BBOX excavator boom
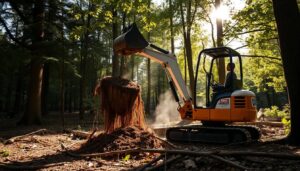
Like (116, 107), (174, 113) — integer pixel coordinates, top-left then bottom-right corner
(114, 23), (193, 119)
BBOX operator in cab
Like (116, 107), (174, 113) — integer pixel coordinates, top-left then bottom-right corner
(211, 62), (238, 103)
(224, 63), (237, 90)
(213, 63), (237, 92)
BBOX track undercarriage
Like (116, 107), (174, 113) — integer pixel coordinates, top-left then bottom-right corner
(166, 124), (261, 144)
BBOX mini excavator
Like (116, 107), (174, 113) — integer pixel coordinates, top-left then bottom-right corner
(113, 23), (260, 144)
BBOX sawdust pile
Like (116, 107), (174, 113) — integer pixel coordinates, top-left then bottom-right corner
(100, 76), (146, 133)
(79, 126), (163, 155)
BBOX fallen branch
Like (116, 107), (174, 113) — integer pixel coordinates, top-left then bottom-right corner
(61, 144), (140, 158)
(209, 154), (249, 170)
(149, 134), (177, 149)
(147, 155), (182, 171)
(0, 162), (65, 170)
(64, 129), (92, 139)
(87, 129), (97, 142)
(220, 151), (300, 160)
(4, 129), (48, 144)
(135, 154), (164, 171)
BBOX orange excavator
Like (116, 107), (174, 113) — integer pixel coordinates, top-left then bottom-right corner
(113, 23), (260, 143)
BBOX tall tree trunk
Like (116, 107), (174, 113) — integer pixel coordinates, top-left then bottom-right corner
(146, 0), (151, 115)
(68, 82), (73, 113)
(208, 16), (216, 47)
(12, 65), (24, 117)
(120, 12), (126, 77)
(180, 1), (195, 94)
(4, 74), (13, 113)
(146, 57), (151, 115)
(185, 30), (195, 93)
(19, 57), (43, 125)
(41, 63), (49, 115)
(0, 80), (3, 112)
(41, 0), (57, 116)
(215, 0), (225, 84)
(79, 7), (91, 120)
(112, 8), (119, 77)
(184, 48), (187, 84)
(131, 56), (135, 80)
(169, 0), (174, 54)
(60, 57), (65, 128)
(272, 0), (300, 145)
(79, 43), (86, 119)
(19, 0), (45, 125)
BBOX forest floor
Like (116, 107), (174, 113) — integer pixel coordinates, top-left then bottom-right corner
(0, 112), (300, 171)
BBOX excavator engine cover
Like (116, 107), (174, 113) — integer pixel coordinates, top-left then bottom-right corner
(113, 23), (149, 56)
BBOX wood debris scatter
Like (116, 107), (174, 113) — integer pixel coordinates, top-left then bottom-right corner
(79, 126), (163, 156)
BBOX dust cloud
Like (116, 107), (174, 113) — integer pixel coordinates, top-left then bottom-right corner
(152, 90), (181, 127)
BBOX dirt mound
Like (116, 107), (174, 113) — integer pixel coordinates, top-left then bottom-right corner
(78, 126), (163, 155)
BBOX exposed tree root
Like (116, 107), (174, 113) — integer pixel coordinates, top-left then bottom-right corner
(148, 133), (177, 149)
(134, 154), (164, 171)
(209, 154), (249, 170)
(146, 154), (182, 171)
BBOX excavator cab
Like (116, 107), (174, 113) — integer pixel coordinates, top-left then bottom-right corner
(194, 47), (243, 108)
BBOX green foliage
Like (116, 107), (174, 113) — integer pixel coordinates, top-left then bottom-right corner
(282, 117), (291, 135)
(264, 105), (290, 134)
(228, 0), (286, 93)
(123, 154), (131, 161)
(264, 106), (286, 118)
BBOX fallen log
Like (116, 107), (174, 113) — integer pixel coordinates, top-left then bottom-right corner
(4, 129), (48, 144)
(64, 129), (94, 139)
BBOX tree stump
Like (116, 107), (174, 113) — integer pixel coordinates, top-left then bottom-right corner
(100, 76), (146, 133)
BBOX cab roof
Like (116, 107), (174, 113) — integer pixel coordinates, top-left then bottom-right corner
(201, 47), (240, 58)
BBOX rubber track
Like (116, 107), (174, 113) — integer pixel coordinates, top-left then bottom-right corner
(166, 125), (254, 144)
(233, 125), (261, 140)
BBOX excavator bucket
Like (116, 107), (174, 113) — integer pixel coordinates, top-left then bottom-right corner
(113, 23), (149, 56)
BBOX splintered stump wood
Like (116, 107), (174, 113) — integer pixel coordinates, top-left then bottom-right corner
(100, 76), (146, 133)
